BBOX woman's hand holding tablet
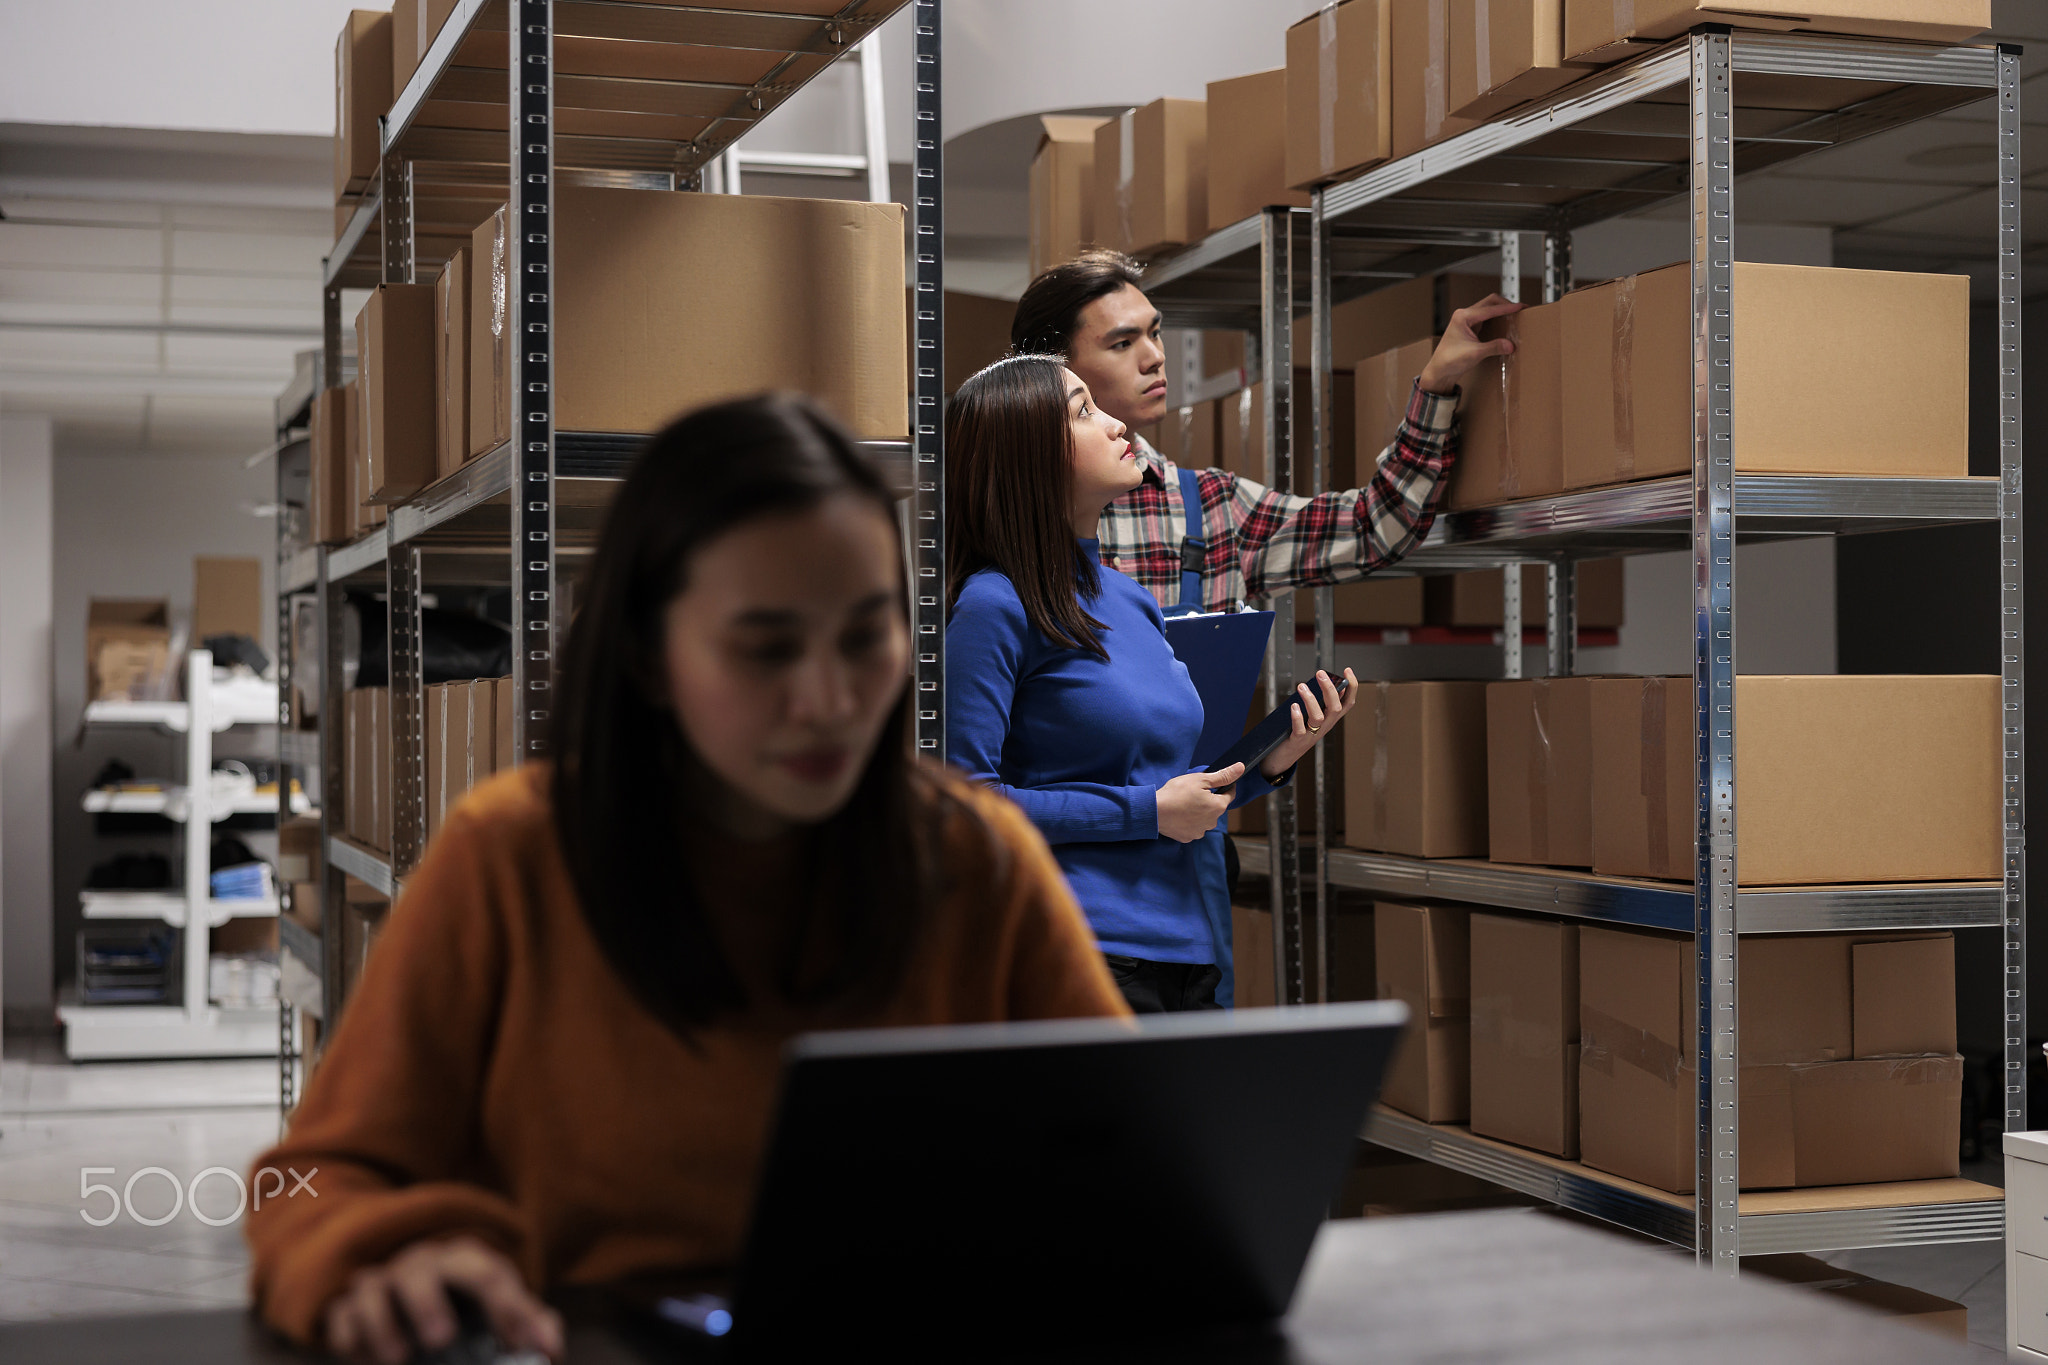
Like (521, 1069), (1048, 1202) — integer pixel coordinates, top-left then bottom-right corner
(1156, 763), (1246, 843)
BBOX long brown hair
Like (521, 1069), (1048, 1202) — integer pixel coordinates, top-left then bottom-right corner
(552, 394), (946, 1031)
(945, 355), (1108, 660)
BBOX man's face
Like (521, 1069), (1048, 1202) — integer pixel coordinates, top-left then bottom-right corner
(1065, 284), (1168, 431)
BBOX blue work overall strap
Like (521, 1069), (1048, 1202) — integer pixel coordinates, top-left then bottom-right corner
(1165, 464), (1208, 617)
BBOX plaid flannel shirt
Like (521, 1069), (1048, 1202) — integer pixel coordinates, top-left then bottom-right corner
(1098, 381), (1459, 612)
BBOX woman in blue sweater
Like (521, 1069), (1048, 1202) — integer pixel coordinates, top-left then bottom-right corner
(945, 355), (1355, 1012)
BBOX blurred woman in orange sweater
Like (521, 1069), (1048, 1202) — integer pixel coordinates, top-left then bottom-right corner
(245, 396), (1127, 1364)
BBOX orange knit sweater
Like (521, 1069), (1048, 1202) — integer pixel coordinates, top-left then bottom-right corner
(246, 763), (1128, 1345)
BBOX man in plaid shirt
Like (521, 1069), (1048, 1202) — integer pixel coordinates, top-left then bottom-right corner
(1010, 252), (1521, 612)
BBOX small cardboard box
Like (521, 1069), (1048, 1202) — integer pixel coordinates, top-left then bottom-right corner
(1028, 115), (1108, 277)
(1423, 560), (1625, 629)
(193, 557), (263, 644)
(1391, 0), (1479, 159)
(1486, 677), (1594, 867)
(1207, 70), (1312, 233)
(1449, 298), (1564, 509)
(1342, 681), (1489, 858)
(1284, 0), (1391, 190)
(1559, 262), (1969, 490)
(1565, 0), (1986, 65)
(1588, 675), (2001, 884)
(86, 600), (170, 703)
(1448, 0), (1585, 120)
(468, 207), (511, 457)
(1375, 901), (1470, 1122)
(1092, 99), (1208, 257)
(334, 10), (393, 201)
(1470, 912), (1579, 1156)
(309, 386), (352, 545)
(355, 284), (439, 503)
(435, 247), (470, 481)
(1853, 937), (1957, 1058)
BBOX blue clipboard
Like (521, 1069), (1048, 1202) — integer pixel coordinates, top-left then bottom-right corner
(1163, 610), (1275, 768)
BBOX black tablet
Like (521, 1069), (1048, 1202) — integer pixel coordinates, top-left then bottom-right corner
(1204, 676), (1353, 776)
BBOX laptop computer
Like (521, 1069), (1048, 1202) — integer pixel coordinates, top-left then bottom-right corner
(617, 1001), (1406, 1358)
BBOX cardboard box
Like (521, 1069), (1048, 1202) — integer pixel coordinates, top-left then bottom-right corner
(355, 284), (438, 502)
(334, 10), (393, 201)
(1092, 99), (1207, 257)
(1391, 0), (1479, 159)
(278, 817), (323, 886)
(552, 187), (906, 439)
(391, 0), (459, 95)
(1565, 0), (1987, 65)
(1206, 70), (1312, 232)
(344, 689), (368, 844)
(1292, 271), (1522, 374)
(1284, 0), (1391, 190)
(467, 678), (496, 785)
(425, 683), (446, 843)
(1449, 0), (1585, 121)
(468, 207), (510, 457)
(1424, 560), (1625, 629)
(1334, 577), (1425, 628)
(193, 557), (263, 644)
(922, 290), (1017, 395)
(1028, 115), (1108, 277)
(1745, 1255), (1967, 1342)
(371, 685), (390, 853)
(1153, 400), (1218, 472)
(1486, 677), (1594, 867)
(1234, 904), (1275, 1009)
(86, 600), (171, 703)
(494, 675), (515, 771)
(1355, 337), (1437, 465)
(1589, 675), (2001, 884)
(1232, 733), (1345, 839)
(1342, 680), (1488, 858)
(347, 379), (383, 533)
(1560, 262), (1969, 490)
(1578, 924), (1962, 1191)
(1213, 370), (1356, 487)
(1854, 937), (1957, 1057)
(1450, 298), (1563, 509)
(1375, 901), (1470, 1122)
(1470, 912), (1578, 1156)
(435, 247), (470, 481)
(309, 387), (351, 545)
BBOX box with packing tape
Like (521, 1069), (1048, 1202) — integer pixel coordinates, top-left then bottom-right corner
(1207, 70), (1311, 233)
(1375, 901), (1470, 1122)
(1342, 680), (1489, 859)
(1029, 115), (1108, 277)
(1486, 677), (1594, 868)
(1470, 912), (1579, 1157)
(1449, 0), (1589, 121)
(1285, 0), (1391, 190)
(1093, 99), (1207, 258)
(1564, 0), (1987, 66)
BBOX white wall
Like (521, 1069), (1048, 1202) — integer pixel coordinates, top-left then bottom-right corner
(0, 416), (55, 1024)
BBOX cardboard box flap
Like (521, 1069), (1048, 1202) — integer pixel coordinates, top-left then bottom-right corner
(1036, 113), (1110, 152)
(89, 600), (170, 630)
(1852, 936), (1957, 1058)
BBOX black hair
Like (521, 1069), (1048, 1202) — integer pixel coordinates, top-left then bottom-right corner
(1010, 250), (1147, 358)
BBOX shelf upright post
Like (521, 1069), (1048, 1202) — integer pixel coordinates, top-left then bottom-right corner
(387, 544), (426, 874)
(510, 0), (557, 764)
(1542, 225), (1577, 678)
(275, 424), (297, 1115)
(317, 556), (348, 1028)
(1307, 191), (1334, 1002)
(1498, 232), (1524, 680)
(1996, 43), (2028, 1133)
(183, 651), (213, 1026)
(910, 0), (945, 762)
(380, 139), (413, 286)
(1689, 28), (1740, 1275)
(1260, 206), (1305, 1006)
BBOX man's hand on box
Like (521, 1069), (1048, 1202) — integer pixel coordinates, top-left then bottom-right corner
(1418, 294), (1524, 396)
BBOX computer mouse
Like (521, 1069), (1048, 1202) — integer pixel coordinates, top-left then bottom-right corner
(411, 1288), (549, 1365)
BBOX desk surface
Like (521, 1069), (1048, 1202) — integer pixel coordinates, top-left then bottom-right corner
(0, 1207), (1981, 1364)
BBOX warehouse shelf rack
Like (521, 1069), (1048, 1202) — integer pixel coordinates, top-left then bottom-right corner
(275, 0), (939, 1115)
(1147, 28), (2019, 1269)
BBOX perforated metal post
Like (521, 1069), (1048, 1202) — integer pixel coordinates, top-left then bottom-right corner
(1543, 228), (1577, 680)
(1997, 44), (2028, 1133)
(1690, 29), (1740, 1274)
(380, 148), (413, 285)
(510, 0), (557, 763)
(317, 565), (348, 1026)
(910, 0), (945, 760)
(1261, 207), (1304, 1006)
(1307, 190), (1334, 1003)
(1499, 233), (1524, 681)
(275, 444), (298, 1117)
(387, 543), (426, 873)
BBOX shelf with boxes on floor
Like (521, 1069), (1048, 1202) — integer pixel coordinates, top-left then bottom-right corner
(1044, 0), (2017, 1267)
(271, 0), (940, 1114)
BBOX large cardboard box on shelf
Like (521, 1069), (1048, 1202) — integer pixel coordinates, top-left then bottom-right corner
(1560, 262), (1970, 490)
(1355, 336), (1437, 464)
(1375, 901), (1470, 1122)
(1342, 680), (1488, 858)
(1745, 1256), (1967, 1342)
(86, 600), (171, 704)
(1206, 70), (1312, 233)
(1588, 675), (2001, 884)
(309, 387), (352, 545)
(1565, 0), (1987, 65)
(1449, 297), (1564, 509)
(1291, 271), (1524, 376)
(1425, 560), (1626, 629)
(1092, 99), (1208, 258)
(390, 0), (460, 95)
(424, 683), (447, 844)
(334, 10), (393, 201)
(1284, 0), (1391, 190)
(1152, 400), (1218, 473)
(1486, 677), (1594, 867)
(1448, 0), (1586, 121)
(355, 284), (439, 503)
(1469, 912), (1578, 1157)
(552, 187), (907, 439)
(1335, 577), (1426, 628)
(1028, 116), (1108, 277)
(193, 557), (263, 644)
(468, 207), (510, 457)
(1391, 0), (1479, 160)
(1578, 924), (1962, 1192)
(436, 247), (470, 481)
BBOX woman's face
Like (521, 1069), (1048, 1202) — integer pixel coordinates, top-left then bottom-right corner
(660, 492), (910, 835)
(1062, 366), (1138, 520)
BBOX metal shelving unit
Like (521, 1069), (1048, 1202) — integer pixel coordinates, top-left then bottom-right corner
(1145, 29), (2020, 1265)
(273, 0), (934, 1108)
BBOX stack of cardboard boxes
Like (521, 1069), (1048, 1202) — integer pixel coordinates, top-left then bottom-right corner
(341, 675), (516, 856)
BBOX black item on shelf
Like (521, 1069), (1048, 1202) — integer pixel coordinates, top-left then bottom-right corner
(347, 593), (513, 688)
(219, 812), (279, 833)
(202, 632), (271, 675)
(85, 852), (173, 890)
(92, 757), (137, 788)
(78, 925), (179, 1005)
(210, 833), (261, 871)
(93, 813), (176, 838)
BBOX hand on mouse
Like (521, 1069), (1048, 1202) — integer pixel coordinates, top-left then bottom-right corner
(1258, 669), (1358, 780)
(323, 1234), (563, 1365)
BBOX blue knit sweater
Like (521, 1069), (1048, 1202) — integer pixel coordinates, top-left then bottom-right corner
(946, 539), (1278, 973)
